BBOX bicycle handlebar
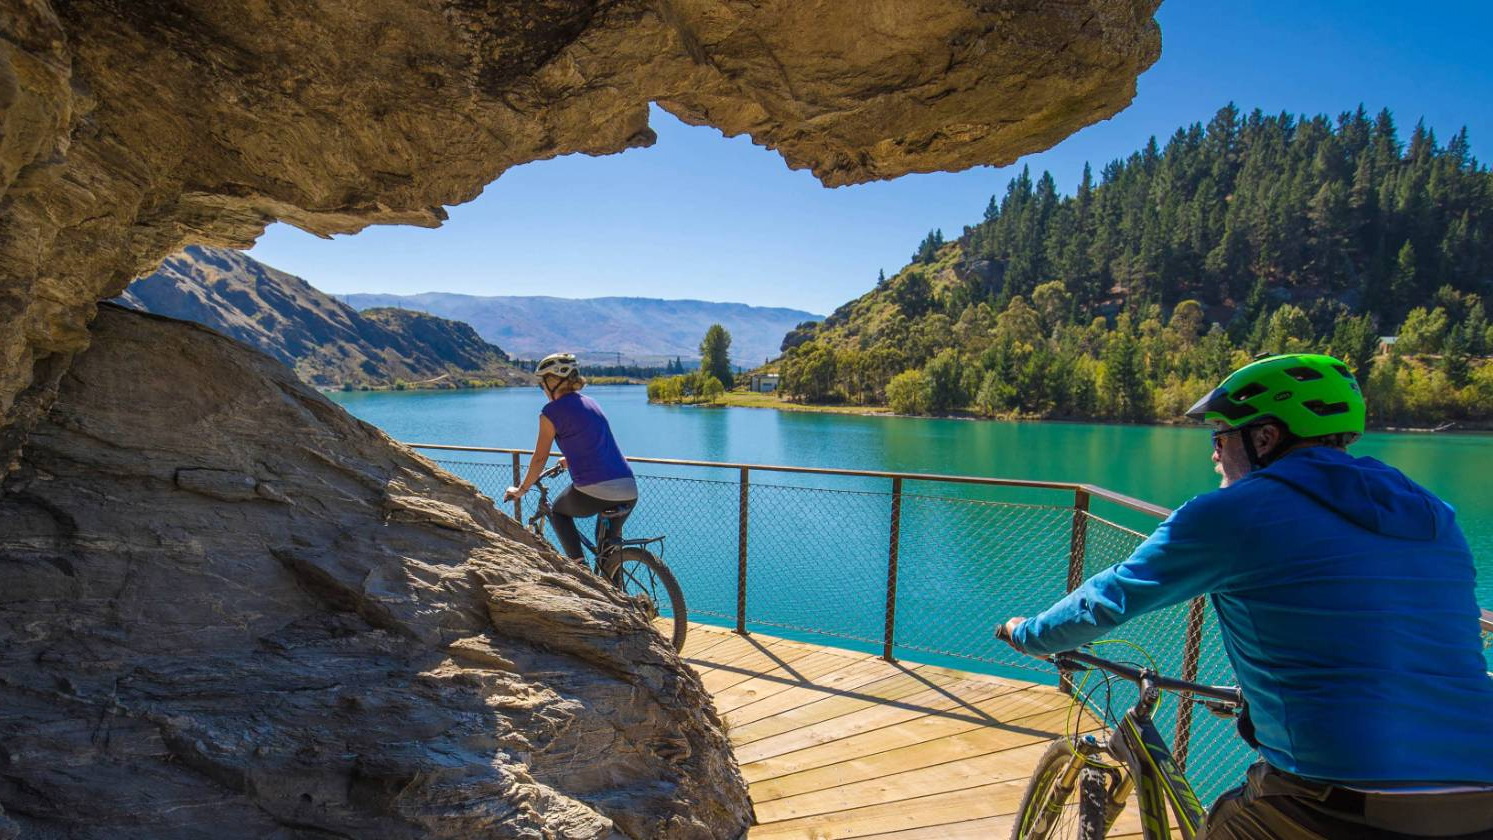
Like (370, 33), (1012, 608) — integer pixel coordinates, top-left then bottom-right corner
(996, 624), (1241, 705)
(1053, 649), (1243, 705)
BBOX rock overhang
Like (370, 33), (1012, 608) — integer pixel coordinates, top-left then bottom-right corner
(1, 0), (1161, 447)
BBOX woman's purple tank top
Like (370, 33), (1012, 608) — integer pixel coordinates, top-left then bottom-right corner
(540, 393), (634, 486)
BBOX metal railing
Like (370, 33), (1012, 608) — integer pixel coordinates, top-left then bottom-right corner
(408, 443), (1492, 804)
(409, 443), (1256, 793)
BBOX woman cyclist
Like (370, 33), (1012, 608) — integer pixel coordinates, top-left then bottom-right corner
(503, 353), (637, 560)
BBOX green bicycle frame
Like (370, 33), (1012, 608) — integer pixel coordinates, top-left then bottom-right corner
(1039, 647), (1240, 840)
(1107, 704), (1210, 839)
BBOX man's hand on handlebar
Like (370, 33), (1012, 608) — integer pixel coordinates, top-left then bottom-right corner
(996, 616), (1033, 654)
(502, 485), (522, 502)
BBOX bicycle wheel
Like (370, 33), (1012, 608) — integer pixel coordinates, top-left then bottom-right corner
(1010, 738), (1113, 840)
(600, 547), (687, 652)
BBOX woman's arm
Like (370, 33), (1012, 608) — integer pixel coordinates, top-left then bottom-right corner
(504, 416), (558, 501)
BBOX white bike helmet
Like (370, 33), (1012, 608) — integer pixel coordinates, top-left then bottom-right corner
(536, 352), (579, 379)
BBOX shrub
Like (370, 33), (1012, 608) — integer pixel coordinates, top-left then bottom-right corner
(886, 369), (931, 414)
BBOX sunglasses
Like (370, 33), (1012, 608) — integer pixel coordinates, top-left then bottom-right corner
(1211, 422), (1267, 450)
(1210, 427), (1242, 450)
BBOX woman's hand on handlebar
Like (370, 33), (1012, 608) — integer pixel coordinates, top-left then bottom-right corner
(502, 485), (523, 502)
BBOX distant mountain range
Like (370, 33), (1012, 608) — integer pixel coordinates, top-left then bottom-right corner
(118, 247), (531, 389)
(342, 293), (823, 368)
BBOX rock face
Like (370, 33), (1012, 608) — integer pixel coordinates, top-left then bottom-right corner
(0, 0), (1162, 450)
(0, 305), (751, 838)
(119, 246), (532, 389)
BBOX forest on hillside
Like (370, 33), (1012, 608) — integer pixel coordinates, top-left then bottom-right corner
(777, 105), (1493, 427)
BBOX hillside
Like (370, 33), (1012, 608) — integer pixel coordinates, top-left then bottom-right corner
(343, 292), (821, 368)
(774, 105), (1493, 429)
(118, 247), (531, 389)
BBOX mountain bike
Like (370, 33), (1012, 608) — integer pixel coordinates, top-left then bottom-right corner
(998, 627), (1244, 840)
(527, 464), (688, 651)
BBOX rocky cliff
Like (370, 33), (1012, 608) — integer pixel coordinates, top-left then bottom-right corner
(120, 247), (530, 388)
(0, 305), (749, 838)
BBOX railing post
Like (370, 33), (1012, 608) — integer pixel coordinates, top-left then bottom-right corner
(1059, 488), (1091, 694)
(511, 451), (523, 521)
(884, 477), (903, 662)
(1174, 595), (1207, 770)
(736, 467), (749, 635)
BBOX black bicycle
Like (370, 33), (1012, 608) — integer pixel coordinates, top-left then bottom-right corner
(1000, 629), (1244, 840)
(526, 464), (688, 652)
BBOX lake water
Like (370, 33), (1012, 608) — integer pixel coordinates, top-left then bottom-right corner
(330, 384), (1493, 605)
(330, 384), (1491, 799)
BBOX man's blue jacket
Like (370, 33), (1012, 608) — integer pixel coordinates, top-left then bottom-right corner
(1013, 446), (1493, 784)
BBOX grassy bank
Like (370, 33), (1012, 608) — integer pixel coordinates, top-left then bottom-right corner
(715, 389), (1493, 432)
(717, 391), (892, 416)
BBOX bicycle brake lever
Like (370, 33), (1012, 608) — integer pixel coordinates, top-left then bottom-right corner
(1203, 700), (1239, 719)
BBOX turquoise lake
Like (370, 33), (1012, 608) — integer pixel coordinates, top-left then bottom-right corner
(330, 384), (1493, 606)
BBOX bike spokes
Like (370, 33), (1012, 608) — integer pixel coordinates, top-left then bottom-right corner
(603, 547), (688, 652)
(612, 557), (661, 614)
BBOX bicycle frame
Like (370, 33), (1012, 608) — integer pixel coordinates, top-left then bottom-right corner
(1055, 650), (1240, 840)
(524, 465), (661, 566)
(574, 518), (660, 560)
(1107, 699), (1209, 839)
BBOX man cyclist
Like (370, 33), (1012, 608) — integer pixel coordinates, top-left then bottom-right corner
(998, 353), (1493, 838)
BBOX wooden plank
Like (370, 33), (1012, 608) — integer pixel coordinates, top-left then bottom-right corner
(695, 632), (822, 678)
(725, 657), (908, 728)
(701, 643), (822, 695)
(850, 814), (1015, 839)
(734, 678), (1016, 765)
(747, 777), (1029, 839)
(686, 633), (780, 672)
(712, 650), (872, 714)
(730, 667), (967, 746)
(675, 625), (744, 660)
(677, 626), (1143, 840)
(748, 694), (1073, 797)
(754, 738), (1051, 823)
(682, 633), (774, 676)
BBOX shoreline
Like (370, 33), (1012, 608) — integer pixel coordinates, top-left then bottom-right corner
(709, 392), (1493, 434)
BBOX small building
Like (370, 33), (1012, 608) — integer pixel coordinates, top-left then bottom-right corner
(1378, 335), (1398, 356)
(750, 373), (780, 393)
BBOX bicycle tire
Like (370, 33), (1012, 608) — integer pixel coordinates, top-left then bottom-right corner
(1010, 738), (1111, 840)
(600, 547), (688, 652)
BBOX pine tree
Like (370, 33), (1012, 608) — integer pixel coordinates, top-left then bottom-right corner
(1390, 240), (1418, 320)
(1442, 324), (1472, 387)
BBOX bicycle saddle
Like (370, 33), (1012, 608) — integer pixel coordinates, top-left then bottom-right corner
(599, 502), (634, 518)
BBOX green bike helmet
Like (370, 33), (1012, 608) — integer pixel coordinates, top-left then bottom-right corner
(1185, 353), (1365, 441)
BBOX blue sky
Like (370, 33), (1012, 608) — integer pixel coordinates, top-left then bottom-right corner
(247, 1), (1493, 316)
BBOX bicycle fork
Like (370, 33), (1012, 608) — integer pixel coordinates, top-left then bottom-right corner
(1029, 737), (1125, 838)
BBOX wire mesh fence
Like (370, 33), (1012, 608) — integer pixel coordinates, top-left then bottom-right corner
(423, 447), (1251, 803)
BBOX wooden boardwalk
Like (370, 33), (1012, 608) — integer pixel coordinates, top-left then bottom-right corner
(674, 622), (1154, 839)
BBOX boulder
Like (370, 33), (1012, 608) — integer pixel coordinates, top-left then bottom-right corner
(0, 305), (751, 838)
